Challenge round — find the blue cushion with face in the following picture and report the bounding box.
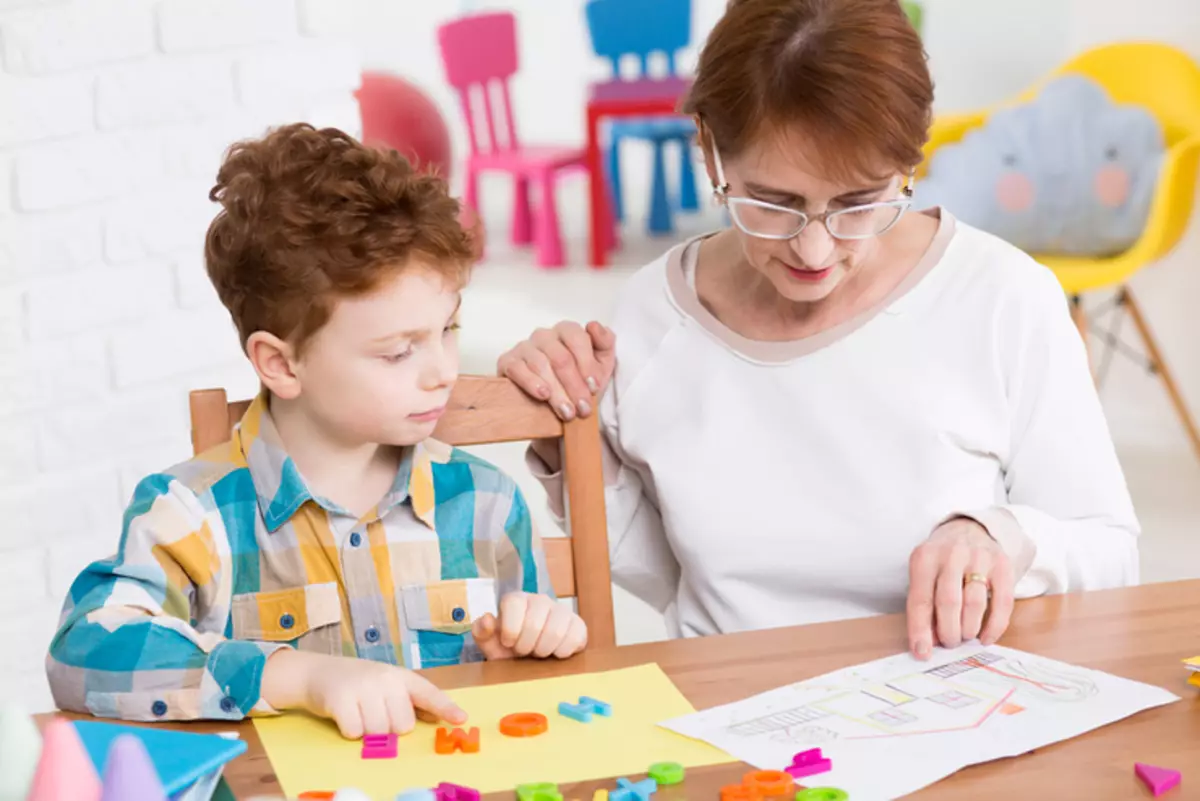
[914,74,1164,257]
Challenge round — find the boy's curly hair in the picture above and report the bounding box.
[205,123,473,353]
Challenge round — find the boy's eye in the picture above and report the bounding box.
[383,348,413,363]
[445,321,461,334]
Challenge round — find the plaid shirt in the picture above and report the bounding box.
[46,394,551,722]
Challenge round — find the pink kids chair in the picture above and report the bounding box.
[437,12,587,267]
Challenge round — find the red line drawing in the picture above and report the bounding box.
[846,688,1015,740]
[967,658,1070,693]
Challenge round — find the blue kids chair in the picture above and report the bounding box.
[584,0,699,236]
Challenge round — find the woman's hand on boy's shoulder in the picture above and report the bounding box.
[497,320,616,422]
[471,592,588,661]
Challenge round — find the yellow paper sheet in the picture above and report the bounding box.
[1182,655,1200,670]
[1189,673,1200,688]
[253,663,731,798]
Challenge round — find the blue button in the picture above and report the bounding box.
[365,626,380,643]
[350,532,362,547]
[451,607,466,623]
[151,700,167,717]
[279,613,295,629]
[219,696,238,713]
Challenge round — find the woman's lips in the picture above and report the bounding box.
[784,263,833,282]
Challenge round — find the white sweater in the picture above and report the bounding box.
[532,211,1139,638]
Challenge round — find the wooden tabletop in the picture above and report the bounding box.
[42,580,1200,799]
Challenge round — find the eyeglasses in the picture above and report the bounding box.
[711,144,914,241]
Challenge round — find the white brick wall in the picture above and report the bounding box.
[0,73,93,146]
[156,0,298,53]
[0,0,361,712]
[235,40,362,109]
[96,56,237,129]
[1,2,156,74]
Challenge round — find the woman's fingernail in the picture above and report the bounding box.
[586,376,598,393]
[577,399,591,416]
[917,641,932,658]
[558,403,575,420]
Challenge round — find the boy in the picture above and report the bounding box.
[46,123,587,739]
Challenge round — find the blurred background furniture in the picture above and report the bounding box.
[923,42,1200,462]
[585,0,699,237]
[437,11,588,268]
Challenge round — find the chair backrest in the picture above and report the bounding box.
[436,12,521,156]
[189,376,617,649]
[585,0,692,78]
[1051,43,1200,147]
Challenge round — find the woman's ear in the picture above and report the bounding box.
[246,331,302,400]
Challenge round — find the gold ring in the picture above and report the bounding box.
[964,572,989,587]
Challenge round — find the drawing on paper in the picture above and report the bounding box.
[659,645,1180,801]
[718,650,1098,745]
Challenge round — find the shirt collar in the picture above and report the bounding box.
[234,393,441,533]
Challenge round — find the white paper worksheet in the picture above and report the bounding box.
[659,645,1179,800]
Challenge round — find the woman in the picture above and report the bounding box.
[498,0,1138,658]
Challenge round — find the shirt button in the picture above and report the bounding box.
[364,626,381,643]
[151,700,167,717]
[279,613,295,630]
[451,607,466,623]
[219,696,238,714]
[349,532,362,548]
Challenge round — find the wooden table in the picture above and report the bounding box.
[43,581,1200,799]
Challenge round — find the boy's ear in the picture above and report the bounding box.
[246,331,301,400]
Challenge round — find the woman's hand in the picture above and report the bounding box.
[906,518,1015,659]
[496,321,616,421]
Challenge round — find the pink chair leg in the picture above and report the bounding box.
[511,174,533,245]
[535,170,564,268]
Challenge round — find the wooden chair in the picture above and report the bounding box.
[188,376,616,649]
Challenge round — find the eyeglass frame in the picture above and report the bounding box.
[710,141,916,242]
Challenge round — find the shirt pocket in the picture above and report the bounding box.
[398,577,498,668]
[231,582,343,655]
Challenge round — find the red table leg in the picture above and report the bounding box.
[586,88,689,267]
[586,104,607,268]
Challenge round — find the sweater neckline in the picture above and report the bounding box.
[665,207,956,364]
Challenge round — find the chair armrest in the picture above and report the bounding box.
[1125,134,1200,266]
[1041,135,1200,293]
[1142,134,1200,257]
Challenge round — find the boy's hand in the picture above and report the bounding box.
[471,592,588,660]
[262,650,466,739]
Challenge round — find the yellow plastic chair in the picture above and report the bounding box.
[922,42,1200,460]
